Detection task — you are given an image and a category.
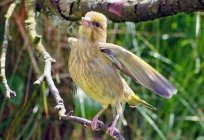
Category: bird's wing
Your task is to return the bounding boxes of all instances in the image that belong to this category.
[99,42,177,98]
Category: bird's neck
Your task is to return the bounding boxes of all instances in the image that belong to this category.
[79,26,107,43]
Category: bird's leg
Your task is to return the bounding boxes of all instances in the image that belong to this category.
[91,107,107,131]
[107,113,121,137]
[107,102,122,137]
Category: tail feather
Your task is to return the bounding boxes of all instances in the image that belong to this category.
[128,94,156,110]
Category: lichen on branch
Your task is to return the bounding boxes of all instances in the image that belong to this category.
[25,0,66,117]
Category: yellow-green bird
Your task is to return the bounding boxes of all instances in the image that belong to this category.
[68,11,177,136]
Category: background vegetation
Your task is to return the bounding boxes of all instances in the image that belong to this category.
[0,2,204,140]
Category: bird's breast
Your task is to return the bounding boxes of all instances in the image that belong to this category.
[68,42,124,106]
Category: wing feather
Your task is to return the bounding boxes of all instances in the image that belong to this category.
[99,43,177,98]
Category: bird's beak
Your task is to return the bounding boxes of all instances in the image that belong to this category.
[82,17,92,27]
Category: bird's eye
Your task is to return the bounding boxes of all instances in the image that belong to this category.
[94,22,100,27]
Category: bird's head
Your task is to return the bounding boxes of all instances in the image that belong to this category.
[79,11,107,42]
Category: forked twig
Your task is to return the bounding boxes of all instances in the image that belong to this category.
[25,0,66,117]
[0,2,17,98]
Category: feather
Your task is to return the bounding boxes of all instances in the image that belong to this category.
[99,42,177,98]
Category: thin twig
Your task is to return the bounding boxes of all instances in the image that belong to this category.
[0,2,17,98]
[59,112,125,140]
[13,12,41,75]
[25,0,66,117]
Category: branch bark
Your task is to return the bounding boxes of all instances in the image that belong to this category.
[0,2,17,98]
[25,0,66,117]
[50,0,204,22]
[60,112,125,140]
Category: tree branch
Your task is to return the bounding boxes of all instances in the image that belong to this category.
[50,0,204,22]
[25,0,66,117]
[60,112,125,140]
[0,2,17,98]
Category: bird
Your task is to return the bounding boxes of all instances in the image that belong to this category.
[68,11,177,137]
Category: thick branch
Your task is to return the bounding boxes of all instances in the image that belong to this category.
[50,0,204,22]
[60,113,124,140]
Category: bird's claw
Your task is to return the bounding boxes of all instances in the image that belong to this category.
[107,124,116,138]
[91,117,102,131]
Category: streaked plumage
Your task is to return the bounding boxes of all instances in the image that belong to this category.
[68,11,177,136]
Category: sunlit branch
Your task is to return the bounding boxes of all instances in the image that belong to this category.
[25,0,66,117]
[0,2,17,98]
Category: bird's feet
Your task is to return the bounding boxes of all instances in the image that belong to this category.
[91,117,103,131]
[107,124,116,138]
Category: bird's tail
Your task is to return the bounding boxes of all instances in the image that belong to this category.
[128,94,156,110]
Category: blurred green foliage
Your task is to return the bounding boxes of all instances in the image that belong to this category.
[0,3,204,140]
